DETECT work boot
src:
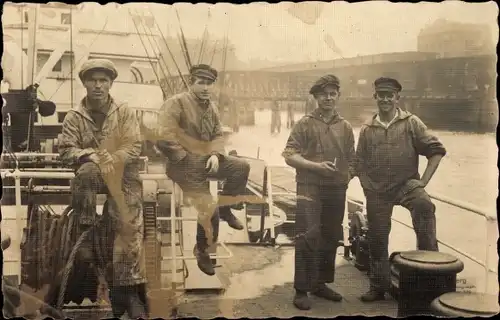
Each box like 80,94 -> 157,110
360,289 -> 386,302
193,245 -> 215,276
293,291 -> 311,310
312,284 -> 343,302
220,207 -> 244,230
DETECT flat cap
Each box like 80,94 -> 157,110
309,74 -> 340,95
190,64 -> 218,82
374,77 -> 402,92
79,58 -> 118,82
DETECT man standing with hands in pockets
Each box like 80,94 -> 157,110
282,75 -> 356,310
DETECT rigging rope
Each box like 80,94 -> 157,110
48,12 -> 111,101
131,9 -> 172,95
174,8 -> 192,70
128,10 -> 165,99
147,7 -> 189,90
69,6 -> 74,110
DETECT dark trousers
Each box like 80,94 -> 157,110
70,162 -> 146,287
294,183 -> 347,292
365,187 -> 439,292
167,154 -> 250,252
109,283 -> 148,318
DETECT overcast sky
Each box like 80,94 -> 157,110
87,1 -> 498,64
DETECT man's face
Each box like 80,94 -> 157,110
374,90 -> 399,113
315,85 -> 340,111
190,76 -> 215,100
83,70 -> 112,103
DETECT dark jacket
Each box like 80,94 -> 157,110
355,108 -> 447,194
282,109 -> 356,187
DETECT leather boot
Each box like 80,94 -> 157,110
312,284 -> 343,302
219,207 -> 244,230
360,289 -> 386,302
193,245 -> 215,276
293,291 -> 311,310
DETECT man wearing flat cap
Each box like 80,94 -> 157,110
154,64 -> 250,276
282,74 -> 356,310
355,77 -> 447,302
57,58 -> 148,317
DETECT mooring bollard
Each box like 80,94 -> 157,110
430,292 -> 500,317
390,250 -> 464,317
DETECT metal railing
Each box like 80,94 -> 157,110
1,167 -> 234,290
161,180 -> 233,290
255,164 -> 498,294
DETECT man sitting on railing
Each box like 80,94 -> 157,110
58,59 -> 148,318
153,64 -> 250,276
355,77 -> 447,302
282,75 -> 356,310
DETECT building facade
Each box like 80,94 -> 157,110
417,19 -> 495,58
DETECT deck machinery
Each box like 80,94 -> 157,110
1,149 -> 306,318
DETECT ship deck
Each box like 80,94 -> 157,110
2,156 -> 496,318
165,246 -> 399,318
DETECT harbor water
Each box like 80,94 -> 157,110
227,109 -> 499,294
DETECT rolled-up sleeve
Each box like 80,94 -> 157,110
410,115 -> 447,158
58,112 -> 95,166
282,119 -> 306,159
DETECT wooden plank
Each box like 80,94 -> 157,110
181,206 -> 224,291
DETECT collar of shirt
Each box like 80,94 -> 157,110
375,108 -> 399,128
189,91 -> 211,108
84,96 -> 111,114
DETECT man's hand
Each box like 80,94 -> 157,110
315,161 -> 338,177
98,150 -> 115,174
407,179 -> 426,189
87,153 -> 100,164
400,179 -> 426,198
206,155 -> 219,175
98,150 -> 114,164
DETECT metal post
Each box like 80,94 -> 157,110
266,166 -> 276,240
258,168 -> 268,243
170,183 -> 178,292
342,198 -> 351,258
14,169 -> 22,283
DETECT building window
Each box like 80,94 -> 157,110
61,13 -> 71,25
24,11 -> 29,23
52,59 -> 62,72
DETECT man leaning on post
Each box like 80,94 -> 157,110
355,77 -> 447,302
282,75 -> 356,310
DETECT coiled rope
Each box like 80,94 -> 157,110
55,213 -> 106,313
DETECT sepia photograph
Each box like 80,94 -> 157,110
1,1 -> 498,319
